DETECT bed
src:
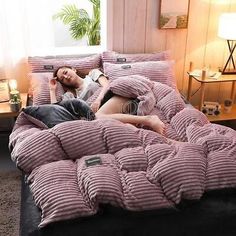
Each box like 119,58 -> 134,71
9,51 -> 236,236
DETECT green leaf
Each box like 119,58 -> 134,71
53,1 -> 101,46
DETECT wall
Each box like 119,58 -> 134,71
112,0 -> 236,105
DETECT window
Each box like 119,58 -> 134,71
26,0 -> 107,56
0,0 -> 108,73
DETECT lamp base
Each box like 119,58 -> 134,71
219,68 -> 236,75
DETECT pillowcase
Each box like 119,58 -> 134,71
23,99 -> 95,128
103,60 -> 176,89
28,72 -> 64,106
102,50 -> 171,64
28,54 -> 101,77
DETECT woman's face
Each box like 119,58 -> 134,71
56,67 -> 78,87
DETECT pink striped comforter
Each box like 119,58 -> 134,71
9,75 -> 236,227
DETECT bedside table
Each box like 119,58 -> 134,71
187,73 -> 236,122
0,93 -> 27,119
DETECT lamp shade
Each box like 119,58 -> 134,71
218,13 -> 236,40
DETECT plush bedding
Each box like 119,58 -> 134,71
103,60 -> 176,89
9,75 -> 236,229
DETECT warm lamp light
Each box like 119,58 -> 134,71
9,79 -> 17,91
8,79 -> 20,101
218,13 -> 236,74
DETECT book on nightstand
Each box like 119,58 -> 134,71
189,69 -> 221,79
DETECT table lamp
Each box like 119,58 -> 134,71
8,79 -> 21,112
218,13 -> 236,74
8,79 -> 20,100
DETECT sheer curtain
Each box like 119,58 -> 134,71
0,0 -> 55,83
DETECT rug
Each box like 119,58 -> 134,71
0,170 -> 21,236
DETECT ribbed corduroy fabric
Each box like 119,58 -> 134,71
9,75 -> 236,228
103,60 -> 176,89
101,50 -> 171,63
28,54 -> 101,74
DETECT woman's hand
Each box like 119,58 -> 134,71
91,99 -> 101,113
49,78 -> 58,103
49,78 -> 57,91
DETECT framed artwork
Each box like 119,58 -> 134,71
0,79 -> 10,102
159,0 -> 190,29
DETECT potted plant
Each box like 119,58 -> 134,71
9,94 -> 21,112
53,0 -> 100,45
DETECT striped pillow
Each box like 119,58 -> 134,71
103,60 -> 176,89
108,75 -> 156,115
109,75 -> 154,98
102,50 -> 171,63
28,72 -> 64,105
28,54 -> 101,77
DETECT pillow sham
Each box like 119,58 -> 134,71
102,50 -> 171,64
103,60 -> 176,89
28,72 -> 64,106
28,54 -> 101,77
23,99 -> 95,128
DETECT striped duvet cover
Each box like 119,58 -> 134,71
9,75 -> 236,228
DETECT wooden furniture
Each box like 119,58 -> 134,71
187,73 -> 236,122
0,93 -> 27,119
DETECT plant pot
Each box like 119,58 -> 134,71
224,106 -> 232,113
224,99 -> 233,113
9,101 -> 22,112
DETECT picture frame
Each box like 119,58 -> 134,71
159,0 -> 190,29
0,79 -> 10,102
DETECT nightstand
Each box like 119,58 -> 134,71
187,73 -> 236,122
0,93 -> 27,119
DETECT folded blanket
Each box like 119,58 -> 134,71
22,99 -> 95,128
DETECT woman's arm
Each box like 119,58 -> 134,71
49,78 -> 58,103
96,75 -> 110,100
90,75 -> 110,112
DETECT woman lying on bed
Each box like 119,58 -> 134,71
49,66 -> 165,134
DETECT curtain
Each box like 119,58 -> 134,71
0,0 -> 106,91
0,0 -> 55,81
